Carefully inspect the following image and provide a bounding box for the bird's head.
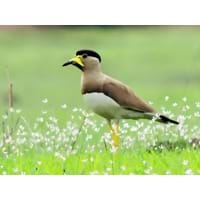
[62,49,101,71]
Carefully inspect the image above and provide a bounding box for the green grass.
[0,26,200,174]
[1,150,200,175]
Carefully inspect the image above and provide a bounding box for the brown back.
[82,73,156,113]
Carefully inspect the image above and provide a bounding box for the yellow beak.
[62,55,84,67]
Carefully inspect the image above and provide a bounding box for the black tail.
[159,115,179,125]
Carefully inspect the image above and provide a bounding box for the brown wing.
[103,76,156,113]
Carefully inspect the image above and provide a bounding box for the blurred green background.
[0,26,200,121]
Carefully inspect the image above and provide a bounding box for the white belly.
[83,92,144,120]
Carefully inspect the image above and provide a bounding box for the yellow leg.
[107,120,120,148]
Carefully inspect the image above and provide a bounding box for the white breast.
[83,92,144,120]
[83,92,121,119]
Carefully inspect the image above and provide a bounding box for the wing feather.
[102,76,156,113]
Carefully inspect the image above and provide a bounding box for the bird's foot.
[111,131,120,148]
[107,119,120,150]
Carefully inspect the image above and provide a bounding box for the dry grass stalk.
[6,67,14,109]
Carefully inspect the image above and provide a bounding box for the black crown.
[76,49,101,62]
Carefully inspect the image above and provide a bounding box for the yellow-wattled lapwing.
[62,49,179,148]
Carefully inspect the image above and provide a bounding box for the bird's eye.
[82,54,88,58]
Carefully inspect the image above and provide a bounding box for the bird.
[62,49,179,148]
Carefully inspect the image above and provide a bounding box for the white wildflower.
[177,115,186,124]
[72,108,78,112]
[185,169,193,175]
[90,171,99,175]
[165,170,171,175]
[47,146,52,151]
[90,157,94,162]
[37,117,44,123]
[144,168,151,175]
[13,168,19,173]
[9,107,14,112]
[42,110,47,115]
[72,129,79,136]
[123,123,129,129]
[2,171,7,175]
[9,107,15,112]
[194,112,200,117]
[5,136,12,144]
[148,101,153,105]
[182,160,188,166]
[61,104,67,109]
[59,155,66,161]
[2,115,8,120]
[165,96,169,101]
[136,121,144,128]
[182,105,190,112]
[195,102,200,108]
[110,145,118,153]
[86,134,93,141]
[82,159,88,163]
[130,126,138,132]
[54,152,60,157]
[42,98,48,104]
[123,136,134,148]
[37,161,42,166]
[182,97,187,102]
[19,125,25,131]
[16,109,21,114]
[142,160,147,165]
[49,116,58,123]
[101,132,111,142]
[94,128,100,132]
[120,165,126,171]
[106,167,112,172]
